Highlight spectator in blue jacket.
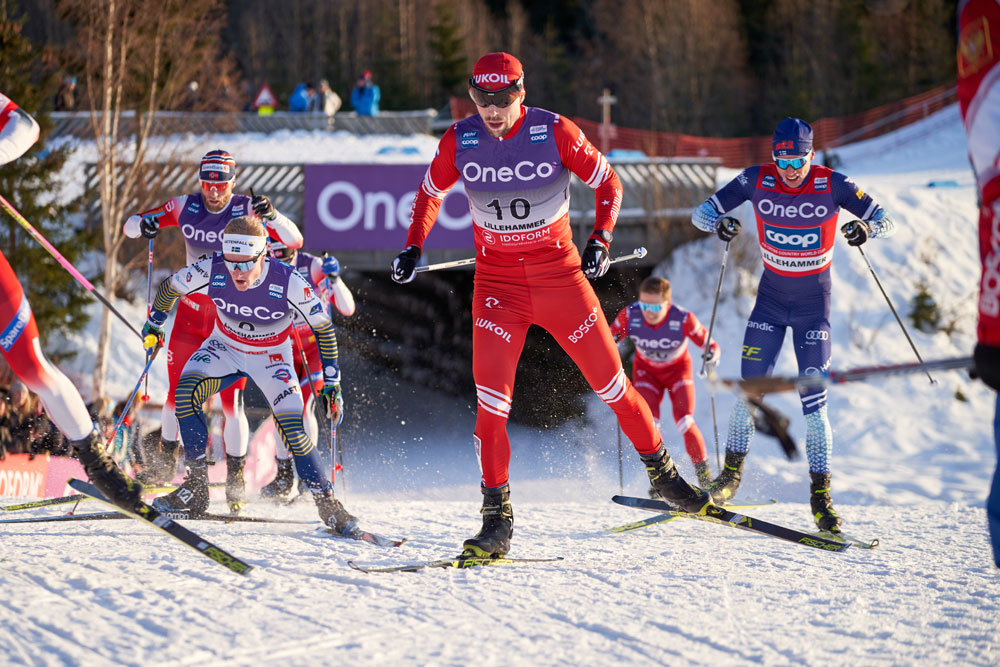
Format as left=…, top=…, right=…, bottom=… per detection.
left=289, top=83, right=315, bottom=113
left=350, top=70, right=380, bottom=116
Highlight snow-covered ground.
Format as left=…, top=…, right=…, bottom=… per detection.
left=2, top=105, right=997, bottom=666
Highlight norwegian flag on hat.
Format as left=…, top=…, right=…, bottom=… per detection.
left=200, top=149, right=236, bottom=182
left=472, top=52, right=523, bottom=91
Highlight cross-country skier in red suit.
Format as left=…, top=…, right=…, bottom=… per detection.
left=958, top=0, right=1000, bottom=568
left=610, top=276, right=721, bottom=487
left=0, top=92, right=140, bottom=508
left=390, top=53, right=712, bottom=558
left=122, top=150, right=303, bottom=512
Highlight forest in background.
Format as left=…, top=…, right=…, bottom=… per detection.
left=20, top=0, right=957, bottom=137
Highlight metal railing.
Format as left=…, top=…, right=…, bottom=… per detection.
left=83, top=157, right=720, bottom=270
left=51, top=109, right=438, bottom=139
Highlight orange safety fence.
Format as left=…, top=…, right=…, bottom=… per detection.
left=450, top=84, right=957, bottom=168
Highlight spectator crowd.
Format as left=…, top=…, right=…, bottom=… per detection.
left=0, top=380, right=139, bottom=467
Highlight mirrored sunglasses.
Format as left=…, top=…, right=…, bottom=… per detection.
left=638, top=302, right=664, bottom=313
left=271, top=246, right=295, bottom=262
left=469, top=78, right=524, bottom=108
left=224, top=249, right=263, bottom=272
left=773, top=155, right=809, bottom=170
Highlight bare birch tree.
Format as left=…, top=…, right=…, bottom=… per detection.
left=55, top=0, right=234, bottom=398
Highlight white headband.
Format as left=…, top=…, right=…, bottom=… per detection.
left=222, top=233, right=266, bottom=256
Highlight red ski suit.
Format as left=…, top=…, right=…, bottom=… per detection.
left=407, top=106, right=661, bottom=488
left=611, top=303, right=718, bottom=465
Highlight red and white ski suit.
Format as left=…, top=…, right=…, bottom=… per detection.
left=407, top=106, right=662, bottom=488
left=611, top=303, right=719, bottom=466
left=0, top=93, right=93, bottom=440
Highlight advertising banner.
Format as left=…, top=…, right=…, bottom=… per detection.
left=302, top=164, right=474, bottom=251
left=0, top=453, right=50, bottom=497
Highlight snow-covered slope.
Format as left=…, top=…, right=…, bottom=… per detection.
left=2, top=105, right=996, bottom=666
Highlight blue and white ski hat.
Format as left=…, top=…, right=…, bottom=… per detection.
left=772, top=118, right=813, bottom=157
left=200, top=149, right=236, bottom=183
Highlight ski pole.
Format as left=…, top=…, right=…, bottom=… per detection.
left=718, top=355, right=973, bottom=395
left=0, top=194, right=144, bottom=340
left=143, top=238, right=154, bottom=401
left=105, top=349, right=159, bottom=450
left=842, top=220, right=934, bottom=384
left=700, top=219, right=736, bottom=470
left=707, top=377, right=722, bottom=472
left=700, top=221, right=735, bottom=376
left=414, top=247, right=649, bottom=273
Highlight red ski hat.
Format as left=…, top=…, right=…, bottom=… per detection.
left=471, top=52, right=524, bottom=91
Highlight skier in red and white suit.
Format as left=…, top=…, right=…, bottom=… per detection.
left=610, top=276, right=721, bottom=486
left=0, top=92, right=139, bottom=508
left=122, top=150, right=303, bottom=497
left=391, top=53, right=711, bottom=557
left=958, top=0, right=1000, bottom=568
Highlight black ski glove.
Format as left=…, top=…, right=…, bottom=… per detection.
left=972, top=343, right=1000, bottom=392
left=841, top=220, right=870, bottom=247
left=251, top=193, right=277, bottom=221
left=139, top=214, right=160, bottom=239
left=391, top=245, right=421, bottom=284
left=581, top=231, right=612, bottom=280
left=716, top=217, right=741, bottom=242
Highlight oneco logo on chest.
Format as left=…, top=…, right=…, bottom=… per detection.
left=463, top=160, right=554, bottom=184
left=757, top=198, right=829, bottom=219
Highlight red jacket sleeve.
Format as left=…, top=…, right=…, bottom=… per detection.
left=406, top=126, right=461, bottom=249
left=553, top=115, right=622, bottom=240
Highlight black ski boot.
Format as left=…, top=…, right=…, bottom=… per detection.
left=152, top=460, right=209, bottom=518
left=315, top=490, right=358, bottom=535
left=707, top=450, right=747, bottom=503
left=641, top=446, right=713, bottom=514
left=462, top=484, right=514, bottom=557
left=71, top=429, right=142, bottom=510
left=260, top=457, right=295, bottom=499
left=225, top=454, right=247, bottom=514
left=810, top=473, right=842, bottom=533
left=694, top=460, right=713, bottom=489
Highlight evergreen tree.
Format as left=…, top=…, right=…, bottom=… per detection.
left=429, top=0, right=467, bottom=102
left=0, top=3, right=93, bottom=358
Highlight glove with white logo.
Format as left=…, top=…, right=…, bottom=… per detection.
left=251, top=193, right=277, bottom=221
left=703, top=341, right=721, bottom=367
left=581, top=231, right=612, bottom=280
left=716, top=217, right=741, bottom=243
left=391, top=245, right=421, bottom=284
left=841, top=220, right=869, bottom=247
left=319, top=383, right=345, bottom=429
left=139, top=214, right=160, bottom=239
left=321, top=255, right=340, bottom=280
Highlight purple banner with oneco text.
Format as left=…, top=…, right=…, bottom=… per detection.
left=303, top=164, right=474, bottom=251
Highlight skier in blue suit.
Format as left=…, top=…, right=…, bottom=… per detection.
left=691, top=117, right=896, bottom=534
